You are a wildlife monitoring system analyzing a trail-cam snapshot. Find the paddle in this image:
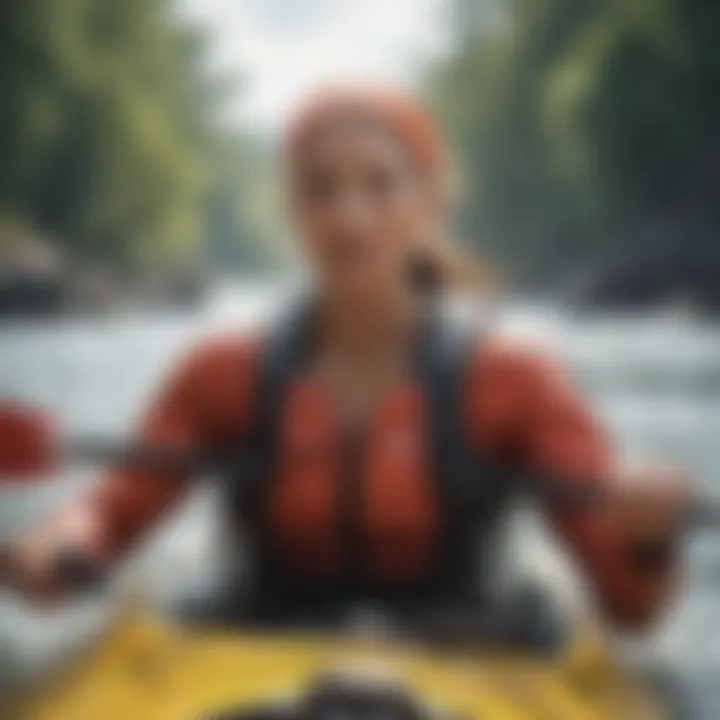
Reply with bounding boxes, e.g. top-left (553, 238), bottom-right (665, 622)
top-left (0, 401), bottom-right (717, 520)
top-left (0, 401), bottom-right (256, 480)
top-left (0, 400), bottom-right (717, 592)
